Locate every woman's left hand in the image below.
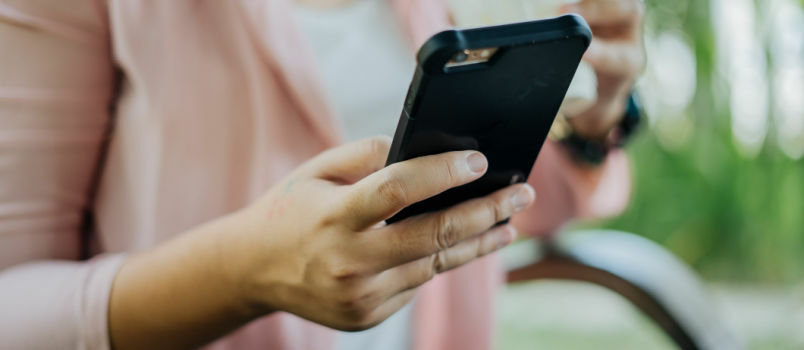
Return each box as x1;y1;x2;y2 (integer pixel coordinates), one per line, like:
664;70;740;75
563;0;645;139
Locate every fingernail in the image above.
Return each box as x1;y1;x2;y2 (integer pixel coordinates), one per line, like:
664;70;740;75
466;152;488;174
511;185;535;212
497;226;517;249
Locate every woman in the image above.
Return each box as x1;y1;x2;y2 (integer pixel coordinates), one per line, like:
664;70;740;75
0;0;644;349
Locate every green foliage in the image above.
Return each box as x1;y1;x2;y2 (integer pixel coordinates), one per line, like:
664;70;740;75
595;0;804;283
605;130;804;283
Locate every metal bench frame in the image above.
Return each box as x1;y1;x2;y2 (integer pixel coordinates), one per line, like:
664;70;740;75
505;230;743;350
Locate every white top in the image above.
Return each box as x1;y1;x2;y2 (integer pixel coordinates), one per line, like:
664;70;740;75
294;1;415;349
295;0;416;142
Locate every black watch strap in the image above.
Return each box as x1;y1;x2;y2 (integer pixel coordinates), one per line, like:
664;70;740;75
558;92;643;165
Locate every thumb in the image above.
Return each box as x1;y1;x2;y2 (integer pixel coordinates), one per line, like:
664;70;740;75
303;135;393;184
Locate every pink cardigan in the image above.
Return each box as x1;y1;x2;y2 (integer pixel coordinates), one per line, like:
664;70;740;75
0;0;630;349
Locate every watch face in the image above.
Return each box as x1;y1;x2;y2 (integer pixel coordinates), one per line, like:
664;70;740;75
558;92;642;165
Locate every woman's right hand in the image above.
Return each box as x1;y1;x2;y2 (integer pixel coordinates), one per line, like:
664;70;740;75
109;135;535;350
228;135;535;331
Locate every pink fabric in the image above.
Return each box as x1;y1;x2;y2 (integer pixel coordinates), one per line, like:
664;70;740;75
0;0;631;349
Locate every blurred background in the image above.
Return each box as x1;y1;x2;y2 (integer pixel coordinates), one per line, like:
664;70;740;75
496;0;804;349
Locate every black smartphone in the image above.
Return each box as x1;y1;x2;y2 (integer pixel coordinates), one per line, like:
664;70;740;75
384;14;592;224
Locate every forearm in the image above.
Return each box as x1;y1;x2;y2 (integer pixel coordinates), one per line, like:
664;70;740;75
109;211;267;350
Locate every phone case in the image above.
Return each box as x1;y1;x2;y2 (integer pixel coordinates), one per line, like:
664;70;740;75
385;15;592;224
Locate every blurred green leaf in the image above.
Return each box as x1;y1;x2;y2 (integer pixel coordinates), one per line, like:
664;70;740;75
590;0;804;284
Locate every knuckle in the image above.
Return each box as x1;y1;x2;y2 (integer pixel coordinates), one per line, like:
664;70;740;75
413;256;437;285
433;213;458;250
474;236;487;257
318;210;342;231
326;257;364;282
331;267;361;282
367;136;392;156
487;196;507;223
376;173;408;207
338;290;368;311
441;157;459;185
337;296;379;331
431;252;448;275
359;137;391;171
403;260;437;291
336;284;374;310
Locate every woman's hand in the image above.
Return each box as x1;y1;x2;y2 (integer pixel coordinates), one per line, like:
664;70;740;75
230;136;535;331
110;136;535;350
564;0;645;139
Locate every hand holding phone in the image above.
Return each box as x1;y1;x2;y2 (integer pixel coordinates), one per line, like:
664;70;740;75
385;15;592;223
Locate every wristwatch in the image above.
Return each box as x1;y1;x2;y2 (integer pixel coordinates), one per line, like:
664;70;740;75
548;92;643;165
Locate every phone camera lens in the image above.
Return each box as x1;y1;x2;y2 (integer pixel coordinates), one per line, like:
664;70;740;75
454;51;469;62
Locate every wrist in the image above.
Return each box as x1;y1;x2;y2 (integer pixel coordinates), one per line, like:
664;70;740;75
109;214;268;350
210;209;280;318
549;92;642;165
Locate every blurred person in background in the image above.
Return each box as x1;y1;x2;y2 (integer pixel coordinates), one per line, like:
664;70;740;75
0;0;643;349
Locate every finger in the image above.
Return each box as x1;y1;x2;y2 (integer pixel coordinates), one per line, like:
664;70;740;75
301;136;392;184
361;183;534;270
584;39;645;77
563;0;644;28
345;151;489;228
378;224;517;294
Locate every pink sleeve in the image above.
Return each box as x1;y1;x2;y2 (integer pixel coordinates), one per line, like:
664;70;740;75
0;1;121;348
0;256;125;350
511;141;632;238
